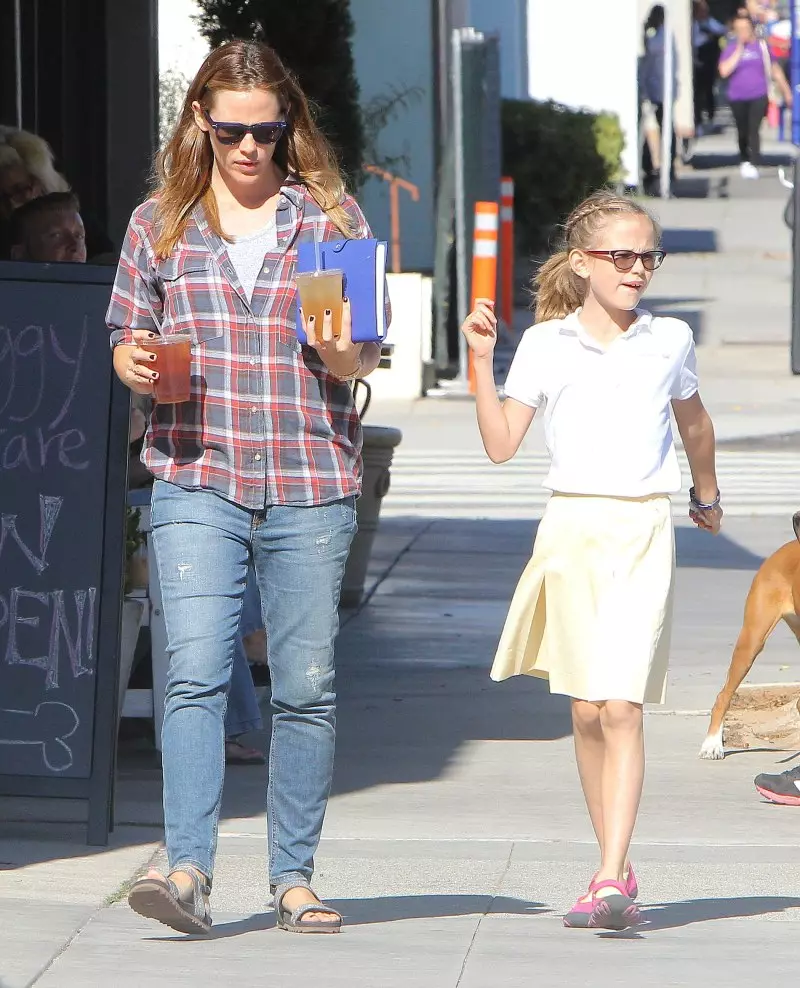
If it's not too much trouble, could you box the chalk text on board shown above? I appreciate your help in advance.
[0,586,97,690]
[0,494,95,689]
[0,320,90,473]
[0,494,63,574]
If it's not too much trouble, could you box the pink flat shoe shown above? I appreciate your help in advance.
[587,880,641,931]
[563,865,638,929]
[563,889,596,928]
[626,863,639,899]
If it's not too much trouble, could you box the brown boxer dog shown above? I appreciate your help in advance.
[699,512,800,759]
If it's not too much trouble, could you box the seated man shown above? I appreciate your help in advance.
[9,191,87,263]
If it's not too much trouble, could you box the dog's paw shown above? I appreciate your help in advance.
[699,733,725,760]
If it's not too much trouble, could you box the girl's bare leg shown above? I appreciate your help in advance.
[572,699,606,853]
[594,699,645,890]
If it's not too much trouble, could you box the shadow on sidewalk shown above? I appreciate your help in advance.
[674,526,765,571]
[690,150,793,172]
[332,670,573,797]
[595,894,800,938]
[377,516,766,573]
[0,517,774,859]
[659,230,718,252]
[646,294,706,341]
[146,894,548,941]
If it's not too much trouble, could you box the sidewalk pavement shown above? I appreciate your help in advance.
[4,511,800,987]
[5,129,800,988]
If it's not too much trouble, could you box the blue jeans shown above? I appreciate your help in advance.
[150,480,356,887]
[225,572,263,738]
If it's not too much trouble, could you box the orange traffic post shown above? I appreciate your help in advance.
[468,201,499,394]
[500,177,514,330]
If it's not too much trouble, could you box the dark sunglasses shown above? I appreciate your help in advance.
[203,109,287,146]
[583,249,666,272]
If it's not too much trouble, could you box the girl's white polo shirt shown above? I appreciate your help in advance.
[503,309,698,498]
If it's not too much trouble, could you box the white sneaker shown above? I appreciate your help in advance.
[740,161,760,179]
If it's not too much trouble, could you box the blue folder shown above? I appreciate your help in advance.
[295,238,388,344]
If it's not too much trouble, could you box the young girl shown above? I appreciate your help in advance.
[461,191,721,932]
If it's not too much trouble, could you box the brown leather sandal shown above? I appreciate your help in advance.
[128,866,212,934]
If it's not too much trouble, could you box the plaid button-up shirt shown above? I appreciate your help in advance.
[107,180,382,510]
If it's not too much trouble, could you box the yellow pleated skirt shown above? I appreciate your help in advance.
[491,493,675,705]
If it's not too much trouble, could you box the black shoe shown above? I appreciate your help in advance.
[642,174,660,197]
[754,764,800,805]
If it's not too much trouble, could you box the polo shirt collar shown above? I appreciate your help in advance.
[560,308,653,350]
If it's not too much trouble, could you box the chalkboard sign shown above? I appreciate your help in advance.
[0,260,129,844]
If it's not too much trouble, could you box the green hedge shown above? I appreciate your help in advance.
[502,99,625,257]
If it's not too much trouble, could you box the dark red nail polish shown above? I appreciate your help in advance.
[149,353,157,360]
[342,295,349,303]
[324,308,331,316]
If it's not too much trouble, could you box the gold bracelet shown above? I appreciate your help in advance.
[334,357,362,382]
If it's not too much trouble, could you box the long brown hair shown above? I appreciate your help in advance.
[533,192,660,323]
[153,40,354,257]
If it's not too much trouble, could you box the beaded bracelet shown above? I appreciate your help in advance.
[689,486,721,511]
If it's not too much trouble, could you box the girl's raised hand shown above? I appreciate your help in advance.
[460,299,498,360]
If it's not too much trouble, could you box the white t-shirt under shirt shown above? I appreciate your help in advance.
[226,217,279,301]
[502,309,698,498]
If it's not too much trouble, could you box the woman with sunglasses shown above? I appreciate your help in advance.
[460,191,721,931]
[107,40,385,936]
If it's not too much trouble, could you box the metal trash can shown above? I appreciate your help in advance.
[340,419,403,609]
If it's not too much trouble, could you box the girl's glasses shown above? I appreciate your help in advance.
[583,249,666,272]
[203,110,287,146]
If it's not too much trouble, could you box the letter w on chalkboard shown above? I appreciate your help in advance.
[0,494,63,574]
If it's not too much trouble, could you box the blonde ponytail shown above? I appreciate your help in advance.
[532,191,660,324]
[534,251,586,323]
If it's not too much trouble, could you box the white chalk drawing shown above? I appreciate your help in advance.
[0,494,63,574]
[0,701,79,772]
[48,319,88,430]
[0,320,90,473]
[1,583,97,689]
[0,320,87,428]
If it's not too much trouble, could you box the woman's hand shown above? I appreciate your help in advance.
[301,297,363,378]
[460,299,498,360]
[112,329,160,396]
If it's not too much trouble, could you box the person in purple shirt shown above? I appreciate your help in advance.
[719,12,791,179]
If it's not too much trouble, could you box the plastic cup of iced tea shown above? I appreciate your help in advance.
[140,333,192,403]
[295,269,344,339]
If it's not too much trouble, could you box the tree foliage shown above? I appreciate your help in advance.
[194,0,365,187]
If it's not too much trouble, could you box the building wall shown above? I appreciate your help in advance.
[349,0,436,272]
[468,0,528,99]
[158,0,210,82]
[528,0,641,184]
